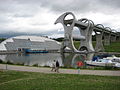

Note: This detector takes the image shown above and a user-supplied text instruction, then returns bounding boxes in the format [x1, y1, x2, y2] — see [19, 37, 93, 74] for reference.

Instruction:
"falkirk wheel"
[55, 12, 95, 53]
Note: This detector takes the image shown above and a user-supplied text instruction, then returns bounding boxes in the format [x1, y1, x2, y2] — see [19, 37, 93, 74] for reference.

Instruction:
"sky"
[0, 0, 120, 38]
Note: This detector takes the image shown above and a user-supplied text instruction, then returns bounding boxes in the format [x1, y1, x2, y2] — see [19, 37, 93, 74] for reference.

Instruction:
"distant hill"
[0, 32, 42, 38]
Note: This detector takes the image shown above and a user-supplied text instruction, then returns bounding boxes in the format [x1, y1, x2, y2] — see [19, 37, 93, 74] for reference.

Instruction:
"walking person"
[51, 60, 56, 72]
[55, 60, 60, 73]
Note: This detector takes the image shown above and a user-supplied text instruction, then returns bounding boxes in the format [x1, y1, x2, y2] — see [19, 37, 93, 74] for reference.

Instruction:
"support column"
[54, 12, 78, 52]
[116, 36, 120, 42]
[95, 33, 104, 52]
[104, 33, 111, 45]
[110, 35, 117, 42]
[55, 12, 95, 53]
[79, 19, 95, 52]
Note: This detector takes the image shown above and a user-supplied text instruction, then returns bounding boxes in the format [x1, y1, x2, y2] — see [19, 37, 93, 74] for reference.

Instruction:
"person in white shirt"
[51, 60, 56, 72]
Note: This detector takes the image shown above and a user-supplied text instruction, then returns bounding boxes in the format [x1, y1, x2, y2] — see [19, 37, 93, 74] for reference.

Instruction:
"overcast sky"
[0, 0, 120, 38]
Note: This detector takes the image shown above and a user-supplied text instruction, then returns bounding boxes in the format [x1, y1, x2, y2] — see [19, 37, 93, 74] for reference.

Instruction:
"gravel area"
[0, 64, 120, 76]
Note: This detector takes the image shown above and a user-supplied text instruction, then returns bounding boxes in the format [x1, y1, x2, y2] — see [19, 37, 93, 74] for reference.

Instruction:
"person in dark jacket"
[55, 60, 59, 73]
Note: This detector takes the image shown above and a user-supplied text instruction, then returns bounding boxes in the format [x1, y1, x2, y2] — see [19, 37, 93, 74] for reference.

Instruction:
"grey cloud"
[2, 0, 120, 14]
[0, 14, 14, 24]
[0, 0, 41, 14]
[100, 0, 120, 8]
[13, 13, 34, 18]
[0, 0, 120, 35]
[31, 22, 49, 26]
[39, 0, 93, 13]
[38, 0, 120, 14]
[1, 0, 120, 16]
[0, 0, 94, 13]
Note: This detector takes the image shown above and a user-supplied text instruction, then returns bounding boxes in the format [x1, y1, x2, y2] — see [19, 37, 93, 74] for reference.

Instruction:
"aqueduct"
[55, 12, 120, 53]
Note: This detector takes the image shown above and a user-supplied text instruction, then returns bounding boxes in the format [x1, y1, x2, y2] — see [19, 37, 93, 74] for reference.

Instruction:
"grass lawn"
[74, 41, 120, 52]
[104, 42, 120, 52]
[0, 70, 120, 90]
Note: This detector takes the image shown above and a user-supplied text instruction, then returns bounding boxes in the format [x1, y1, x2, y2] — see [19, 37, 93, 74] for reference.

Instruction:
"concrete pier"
[95, 33, 104, 52]
[116, 36, 120, 42]
[104, 33, 111, 45]
[78, 18, 94, 52]
[110, 35, 117, 42]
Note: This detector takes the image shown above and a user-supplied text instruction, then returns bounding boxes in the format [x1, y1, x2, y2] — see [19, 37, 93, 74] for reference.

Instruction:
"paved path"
[0, 64, 120, 76]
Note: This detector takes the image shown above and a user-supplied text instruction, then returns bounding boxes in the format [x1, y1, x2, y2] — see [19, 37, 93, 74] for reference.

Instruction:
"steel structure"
[55, 12, 120, 53]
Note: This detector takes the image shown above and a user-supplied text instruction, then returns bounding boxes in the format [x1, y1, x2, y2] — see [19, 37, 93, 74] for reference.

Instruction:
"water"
[0, 53, 119, 68]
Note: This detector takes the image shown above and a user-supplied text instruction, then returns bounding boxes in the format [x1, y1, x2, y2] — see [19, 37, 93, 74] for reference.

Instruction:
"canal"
[0, 53, 120, 69]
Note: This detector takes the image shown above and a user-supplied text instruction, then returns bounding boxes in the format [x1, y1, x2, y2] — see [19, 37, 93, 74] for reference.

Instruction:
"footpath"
[0, 64, 120, 76]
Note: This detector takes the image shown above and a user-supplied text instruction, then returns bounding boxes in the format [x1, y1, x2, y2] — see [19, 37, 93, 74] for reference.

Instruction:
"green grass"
[74, 41, 80, 49]
[104, 42, 120, 52]
[73, 41, 120, 52]
[0, 70, 120, 90]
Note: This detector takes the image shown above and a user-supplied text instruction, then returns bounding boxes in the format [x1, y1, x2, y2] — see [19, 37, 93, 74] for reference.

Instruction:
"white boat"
[103, 55, 120, 63]
[114, 63, 120, 68]
[85, 58, 120, 68]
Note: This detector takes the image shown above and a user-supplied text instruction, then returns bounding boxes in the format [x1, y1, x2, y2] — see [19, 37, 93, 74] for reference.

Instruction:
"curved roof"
[0, 35, 61, 51]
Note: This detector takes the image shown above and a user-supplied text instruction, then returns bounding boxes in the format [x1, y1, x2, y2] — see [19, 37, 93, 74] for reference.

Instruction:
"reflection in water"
[61, 53, 86, 68]
[71, 54, 86, 68]
[0, 53, 96, 68]
[86, 53, 94, 61]
[0, 53, 62, 67]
